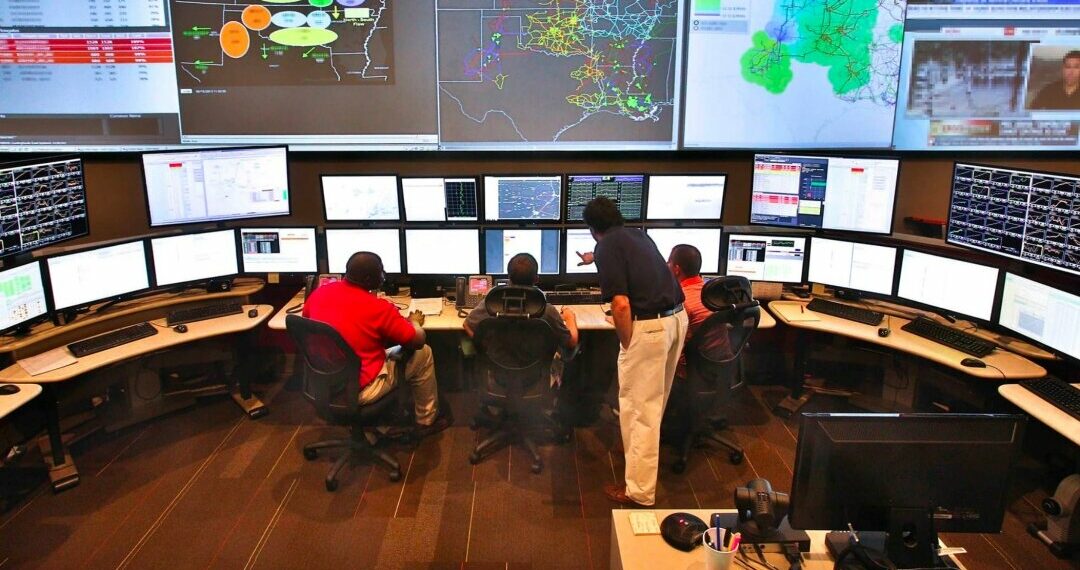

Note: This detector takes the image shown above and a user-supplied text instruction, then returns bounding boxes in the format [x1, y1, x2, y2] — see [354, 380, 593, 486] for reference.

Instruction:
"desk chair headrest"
[484, 285, 547, 318]
[702, 276, 760, 322]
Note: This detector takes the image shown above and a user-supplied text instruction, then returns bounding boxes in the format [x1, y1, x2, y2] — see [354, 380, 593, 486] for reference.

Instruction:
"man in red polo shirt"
[303, 251, 449, 434]
[667, 244, 731, 377]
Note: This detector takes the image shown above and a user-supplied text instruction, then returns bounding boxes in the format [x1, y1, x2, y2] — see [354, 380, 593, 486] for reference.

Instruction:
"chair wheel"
[303, 448, 317, 461]
[729, 450, 744, 465]
[389, 470, 402, 482]
[531, 462, 542, 474]
[325, 478, 339, 492]
[672, 460, 687, 474]
[469, 452, 481, 465]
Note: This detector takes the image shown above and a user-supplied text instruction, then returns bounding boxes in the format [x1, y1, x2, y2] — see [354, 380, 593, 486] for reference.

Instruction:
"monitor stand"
[824, 508, 944, 569]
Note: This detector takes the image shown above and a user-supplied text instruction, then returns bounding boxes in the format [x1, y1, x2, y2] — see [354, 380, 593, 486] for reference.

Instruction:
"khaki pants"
[359, 346, 439, 426]
[617, 310, 688, 506]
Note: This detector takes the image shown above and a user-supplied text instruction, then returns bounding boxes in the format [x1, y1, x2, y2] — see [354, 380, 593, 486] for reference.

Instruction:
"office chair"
[285, 315, 406, 491]
[667, 276, 760, 474]
[469, 285, 569, 474]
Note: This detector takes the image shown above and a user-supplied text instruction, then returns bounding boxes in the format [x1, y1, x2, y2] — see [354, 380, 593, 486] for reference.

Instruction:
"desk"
[999, 383, 1080, 447]
[0, 383, 41, 420]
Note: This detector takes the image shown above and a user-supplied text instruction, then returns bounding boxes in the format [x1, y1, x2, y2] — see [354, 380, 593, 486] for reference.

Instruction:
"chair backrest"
[285, 314, 360, 420]
[473, 285, 557, 391]
[686, 276, 761, 390]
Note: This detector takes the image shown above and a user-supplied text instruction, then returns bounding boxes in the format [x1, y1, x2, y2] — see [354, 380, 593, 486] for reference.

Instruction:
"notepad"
[775, 304, 820, 322]
[18, 347, 77, 376]
[408, 298, 444, 316]
[629, 511, 661, 535]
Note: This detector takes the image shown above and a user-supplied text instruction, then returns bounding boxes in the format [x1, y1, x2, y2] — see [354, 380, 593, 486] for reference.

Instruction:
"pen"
[800, 305, 805, 313]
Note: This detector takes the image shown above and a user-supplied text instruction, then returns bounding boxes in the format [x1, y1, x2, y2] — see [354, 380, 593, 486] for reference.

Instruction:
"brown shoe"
[603, 483, 649, 507]
[415, 411, 452, 438]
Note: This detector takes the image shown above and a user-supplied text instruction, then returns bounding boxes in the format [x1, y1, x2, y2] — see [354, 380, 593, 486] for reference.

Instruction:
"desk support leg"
[231, 329, 269, 420]
[40, 385, 79, 492]
[772, 332, 813, 419]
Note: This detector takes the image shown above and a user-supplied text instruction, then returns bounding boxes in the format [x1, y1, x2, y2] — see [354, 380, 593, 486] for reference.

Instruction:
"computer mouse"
[604, 308, 612, 316]
[173, 324, 188, 333]
[660, 512, 707, 552]
[878, 327, 891, 337]
[247, 308, 258, 318]
[960, 357, 986, 368]
[0, 384, 20, 395]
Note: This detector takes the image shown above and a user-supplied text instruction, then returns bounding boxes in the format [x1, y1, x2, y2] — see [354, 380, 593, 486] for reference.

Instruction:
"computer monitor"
[324, 229, 403, 274]
[807, 237, 897, 296]
[320, 175, 400, 221]
[565, 229, 597, 275]
[0, 156, 89, 258]
[646, 228, 722, 273]
[142, 146, 290, 227]
[725, 234, 807, 283]
[150, 229, 239, 287]
[947, 163, 1079, 277]
[405, 229, 480, 275]
[565, 174, 644, 221]
[483, 175, 562, 221]
[400, 177, 479, 222]
[897, 249, 999, 322]
[646, 174, 726, 221]
[998, 273, 1079, 361]
[46, 240, 151, 311]
[791, 413, 1025, 569]
[751, 154, 899, 235]
[484, 229, 560, 275]
[239, 227, 317, 274]
[0, 261, 49, 334]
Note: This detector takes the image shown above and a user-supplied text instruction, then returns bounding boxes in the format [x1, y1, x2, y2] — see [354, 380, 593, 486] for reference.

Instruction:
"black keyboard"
[900, 316, 995, 357]
[1019, 377, 1080, 422]
[805, 298, 884, 326]
[544, 290, 603, 305]
[167, 302, 243, 326]
[68, 322, 158, 358]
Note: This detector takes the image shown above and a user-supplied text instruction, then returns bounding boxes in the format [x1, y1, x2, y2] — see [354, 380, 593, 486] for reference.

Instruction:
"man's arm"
[611, 295, 633, 349]
[405, 310, 427, 349]
[560, 307, 580, 350]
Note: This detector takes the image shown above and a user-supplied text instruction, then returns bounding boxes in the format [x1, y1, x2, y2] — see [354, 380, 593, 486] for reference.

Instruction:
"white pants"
[617, 310, 688, 506]
[359, 346, 439, 426]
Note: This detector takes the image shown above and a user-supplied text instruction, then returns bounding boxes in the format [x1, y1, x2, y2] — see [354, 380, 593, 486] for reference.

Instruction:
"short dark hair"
[507, 253, 538, 286]
[345, 251, 384, 290]
[1065, 50, 1080, 63]
[582, 197, 624, 233]
[668, 244, 702, 277]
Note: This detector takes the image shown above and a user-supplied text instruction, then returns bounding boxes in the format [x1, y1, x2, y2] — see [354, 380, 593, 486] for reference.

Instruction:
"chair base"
[672, 429, 744, 474]
[303, 430, 402, 491]
[469, 408, 570, 474]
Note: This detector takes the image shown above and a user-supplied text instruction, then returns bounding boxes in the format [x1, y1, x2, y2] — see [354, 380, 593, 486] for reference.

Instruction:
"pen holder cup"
[703, 528, 735, 570]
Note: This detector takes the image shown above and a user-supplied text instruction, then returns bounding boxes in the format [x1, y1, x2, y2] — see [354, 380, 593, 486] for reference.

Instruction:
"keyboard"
[544, 290, 603, 305]
[68, 322, 158, 358]
[167, 302, 243, 326]
[1018, 377, 1080, 422]
[900, 316, 995, 357]
[805, 298, 884, 326]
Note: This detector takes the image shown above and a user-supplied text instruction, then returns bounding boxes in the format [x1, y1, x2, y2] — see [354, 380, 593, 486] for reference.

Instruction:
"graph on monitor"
[566, 175, 644, 221]
[0, 157, 89, 258]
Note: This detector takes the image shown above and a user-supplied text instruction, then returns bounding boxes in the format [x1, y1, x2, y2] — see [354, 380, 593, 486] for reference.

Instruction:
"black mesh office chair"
[666, 276, 760, 474]
[286, 315, 406, 491]
[469, 285, 569, 474]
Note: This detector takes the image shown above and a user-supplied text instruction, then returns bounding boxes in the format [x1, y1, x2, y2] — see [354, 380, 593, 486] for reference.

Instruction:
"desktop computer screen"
[150, 229, 239, 287]
[0, 156, 89, 258]
[325, 229, 403, 274]
[565, 174, 644, 221]
[483, 176, 562, 221]
[947, 163, 1080, 277]
[401, 177, 478, 222]
[897, 249, 1000, 322]
[405, 229, 480, 275]
[484, 229, 560, 275]
[751, 154, 899, 235]
[565, 229, 597, 275]
[239, 227, 317, 274]
[725, 234, 806, 283]
[142, 147, 290, 227]
[0, 261, 49, 333]
[47, 240, 151, 311]
[807, 237, 897, 296]
[321, 175, 400, 221]
[646, 228, 722, 273]
[646, 175, 726, 221]
[998, 273, 1080, 361]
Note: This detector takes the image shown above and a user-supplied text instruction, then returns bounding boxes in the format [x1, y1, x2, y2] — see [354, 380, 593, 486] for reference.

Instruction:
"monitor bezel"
[481, 173, 565, 223]
[399, 175, 481, 224]
[43, 236, 154, 312]
[0, 154, 90, 260]
[644, 172, 728, 224]
[322, 227, 405, 275]
[895, 246, 1002, 325]
[236, 225, 320, 276]
[402, 227, 483, 276]
[563, 172, 647, 223]
[148, 228, 241, 288]
[806, 235, 901, 299]
[995, 271, 1080, 363]
[319, 173, 402, 223]
[481, 226, 563, 276]
[645, 225, 725, 274]
[721, 231, 810, 284]
[0, 259, 53, 335]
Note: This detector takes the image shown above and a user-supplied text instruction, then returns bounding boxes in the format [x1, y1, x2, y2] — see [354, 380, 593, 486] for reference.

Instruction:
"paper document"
[775, 304, 820, 322]
[18, 347, 78, 376]
[408, 298, 444, 316]
[629, 511, 661, 535]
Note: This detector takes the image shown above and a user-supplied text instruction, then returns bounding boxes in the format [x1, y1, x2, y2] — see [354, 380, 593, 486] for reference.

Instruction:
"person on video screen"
[1030, 50, 1080, 110]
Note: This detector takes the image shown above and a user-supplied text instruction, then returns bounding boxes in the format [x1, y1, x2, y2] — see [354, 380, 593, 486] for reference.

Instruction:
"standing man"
[577, 197, 688, 507]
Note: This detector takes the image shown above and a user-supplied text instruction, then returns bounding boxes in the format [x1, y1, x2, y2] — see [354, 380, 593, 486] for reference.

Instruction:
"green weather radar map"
[684, 0, 906, 148]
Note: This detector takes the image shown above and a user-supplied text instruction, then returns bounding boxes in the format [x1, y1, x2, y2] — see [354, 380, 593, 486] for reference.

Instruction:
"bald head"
[345, 251, 385, 291]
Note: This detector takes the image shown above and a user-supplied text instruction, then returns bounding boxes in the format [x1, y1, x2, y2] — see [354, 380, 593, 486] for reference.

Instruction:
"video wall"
[1, 0, 1077, 151]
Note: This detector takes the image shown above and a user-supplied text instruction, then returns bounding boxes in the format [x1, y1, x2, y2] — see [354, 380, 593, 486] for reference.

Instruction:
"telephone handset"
[455, 275, 493, 309]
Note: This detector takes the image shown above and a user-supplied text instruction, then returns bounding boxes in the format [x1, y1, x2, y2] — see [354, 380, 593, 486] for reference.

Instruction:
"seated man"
[667, 244, 731, 377]
[303, 251, 450, 436]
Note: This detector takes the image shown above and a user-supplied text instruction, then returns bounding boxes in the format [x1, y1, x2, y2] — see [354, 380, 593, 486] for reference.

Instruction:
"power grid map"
[684, 0, 906, 148]
[437, 0, 682, 148]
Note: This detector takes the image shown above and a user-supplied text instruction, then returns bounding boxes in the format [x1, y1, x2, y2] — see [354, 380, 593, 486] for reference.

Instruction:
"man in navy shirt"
[577, 197, 688, 507]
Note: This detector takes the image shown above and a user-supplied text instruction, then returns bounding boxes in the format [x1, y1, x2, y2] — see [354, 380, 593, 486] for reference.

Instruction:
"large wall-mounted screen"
[0, 156, 89, 258]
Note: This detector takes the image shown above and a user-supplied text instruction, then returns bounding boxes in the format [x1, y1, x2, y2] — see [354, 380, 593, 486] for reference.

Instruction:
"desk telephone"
[455, 275, 492, 309]
[305, 273, 343, 298]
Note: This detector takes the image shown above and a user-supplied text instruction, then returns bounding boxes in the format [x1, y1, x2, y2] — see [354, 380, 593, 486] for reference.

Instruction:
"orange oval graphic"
[220, 21, 250, 59]
[241, 5, 272, 31]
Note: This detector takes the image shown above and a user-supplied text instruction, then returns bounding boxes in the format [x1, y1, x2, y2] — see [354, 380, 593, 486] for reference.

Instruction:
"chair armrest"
[387, 346, 412, 362]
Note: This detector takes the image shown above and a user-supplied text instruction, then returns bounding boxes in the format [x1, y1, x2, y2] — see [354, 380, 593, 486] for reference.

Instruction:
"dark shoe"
[603, 483, 649, 507]
[415, 410, 452, 438]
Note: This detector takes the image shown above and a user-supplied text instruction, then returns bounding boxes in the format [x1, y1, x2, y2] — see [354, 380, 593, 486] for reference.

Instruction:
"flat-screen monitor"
[400, 177, 479, 222]
[807, 237, 897, 296]
[947, 163, 1079, 277]
[484, 229, 561, 275]
[483, 175, 562, 221]
[646, 175, 726, 221]
[897, 249, 1000, 322]
[404, 229, 480, 275]
[0, 261, 49, 333]
[324, 229, 403, 274]
[751, 154, 899, 235]
[565, 229, 598, 275]
[998, 273, 1080, 361]
[142, 147, 290, 227]
[791, 413, 1025, 568]
[725, 234, 807, 283]
[321, 175, 400, 221]
[646, 228, 722, 273]
[0, 156, 89, 258]
[46, 240, 151, 311]
[150, 229, 239, 287]
[565, 174, 644, 221]
[239, 227, 317, 274]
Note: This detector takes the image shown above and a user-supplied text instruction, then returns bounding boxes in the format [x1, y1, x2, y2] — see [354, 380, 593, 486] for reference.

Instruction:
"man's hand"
[560, 306, 577, 324]
[408, 310, 425, 326]
[576, 251, 594, 266]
